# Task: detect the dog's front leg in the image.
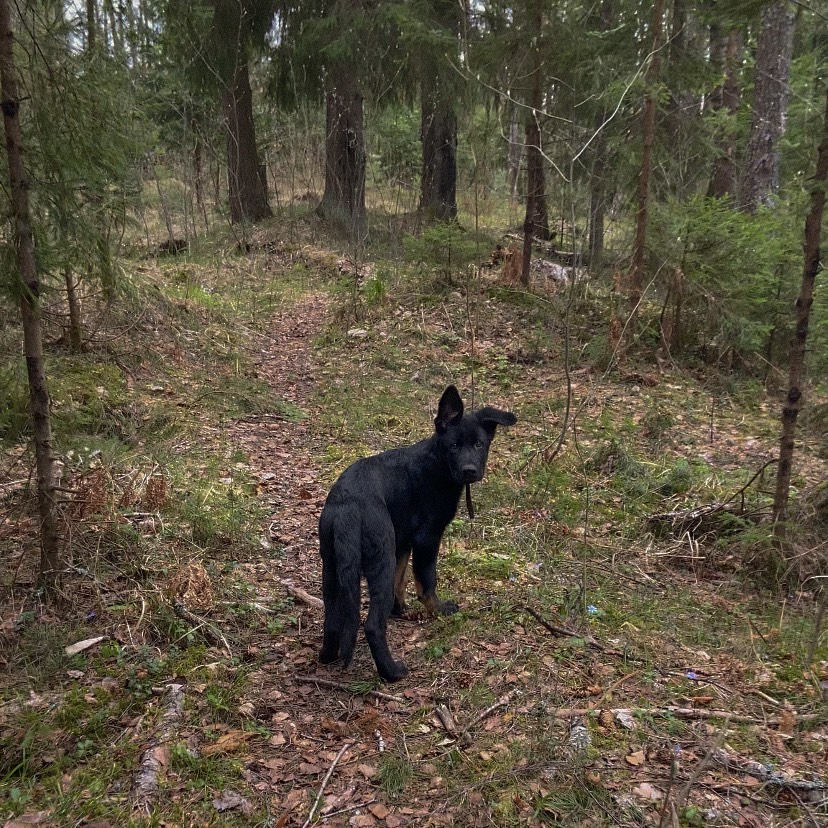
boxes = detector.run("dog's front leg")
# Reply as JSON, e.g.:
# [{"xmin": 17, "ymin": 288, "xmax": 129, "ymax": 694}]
[
  {"xmin": 392, "ymin": 550, "xmax": 412, "ymax": 618},
  {"xmin": 412, "ymin": 544, "xmax": 459, "ymax": 616}
]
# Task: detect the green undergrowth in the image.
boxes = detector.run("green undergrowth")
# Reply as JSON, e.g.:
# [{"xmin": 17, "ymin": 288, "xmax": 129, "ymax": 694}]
[{"xmin": 2, "ymin": 217, "xmax": 827, "ymax": 827}]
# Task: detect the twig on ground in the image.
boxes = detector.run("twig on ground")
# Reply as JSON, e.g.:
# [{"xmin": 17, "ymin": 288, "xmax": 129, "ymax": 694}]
[
  {"xmin": 458, "ymin": 690, "xmax": 520, "ymax": 745},
  {"xmin": 278, "ymin": 578, "xmax": 324, "ymax": 609},
  {"xmin": 321, "ymin": 798, "xmax": 378, "ymax": 821},
  {"xmin": 667, "ymin": 726, "xmax": 729, "ymax": 821},
  {"xmin": 294, "ymin": 675, "xmax": 406, "ymax": 705},
  {"xmin": 301, "ymin": 740, "xmax": 354, "ymax": 828},
  {"xmin": 132, "ymin": 683, "xmax": 185, "ymax": 807},
  {"xmin": 435, "ymin": 704, "xmax": 458, "ymax": 735},
  {"xmin": 712, "ymin": 748, "xmax": 828, "ymax": 795},
  {"xmin": 171, "ymin": 599, "xmax": 232, "ymax": 656},
  {"xmin": 524, "ymin": 605, "xmax": 642, "ymax": 661}
]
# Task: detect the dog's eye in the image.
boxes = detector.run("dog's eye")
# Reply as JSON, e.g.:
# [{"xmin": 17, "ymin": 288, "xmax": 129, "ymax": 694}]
[
  {"xmin": 451, "ymin": 441, "xmax": 459, "ymax": 450},
  {"xmin": 475, "ymin": 441, "xmax": 483, "ymax": 449}
]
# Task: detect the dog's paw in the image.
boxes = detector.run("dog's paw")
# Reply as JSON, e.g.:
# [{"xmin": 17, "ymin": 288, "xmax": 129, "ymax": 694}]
[
  {"xmin": 380, "ymin": 660, "xmax": 410, "ymax": 683},
  {"xmin": 318, "ymin": 645, "xmax": 339, "ymax": 664},
  {"xmin": 391, "ymin": 601, "xmax": 410, "ymax": 618},
  {"xmin": 437, "ymin": 599, "xmax": 460, "ymax": 616}
]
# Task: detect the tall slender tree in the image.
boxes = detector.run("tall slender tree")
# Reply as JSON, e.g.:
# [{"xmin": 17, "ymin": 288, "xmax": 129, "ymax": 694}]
[
  {"xmin": 166, "ymin": 0, "xmax": 273, "ymax": 224},
  {"xmin": 0, "ymin": 0, "xmax": 63, "ymax": 594},
  {"xmin": 772, "ymin": 86, "xmax": 828, "ymax": 540},
  {"xmin": 520, "ymin": 0, "xmax": 549, "ymax": 286},
  {"xmin": 627, "ymin": 0, "xmax": 665, "ymax": 328}
]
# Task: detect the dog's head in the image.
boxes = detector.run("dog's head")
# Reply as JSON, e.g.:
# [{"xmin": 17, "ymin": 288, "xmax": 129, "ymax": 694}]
[{"xmin": 434, "ymin": 385, "xmax": 517, "ymax": 485}]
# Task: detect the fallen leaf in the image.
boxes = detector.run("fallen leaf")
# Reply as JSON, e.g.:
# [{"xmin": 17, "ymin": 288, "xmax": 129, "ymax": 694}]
[
  {"xmin": 358, "ymin": 763, "xmax": 377, "ymax": 778},
  {"xmin": 212, "ymin": 789, "xmax": 252, "ymax": 814},
  {"xmin": 625, "ymin": 749, "xmax": 646, "ymax": 767},
  {"xmin": 368, "ymin": 803, "xmax": 390, "ymax": 819},
  {"xmin": 201, "ymin": 730, "xmax": 252, "ymax": 756},
  {"xmin": 633, "ymin": 782, "xmax": 663, "ymax": 801},
  {"xmin": 778, "ymin": 704, "xmax": 797, "ymax": 735}
]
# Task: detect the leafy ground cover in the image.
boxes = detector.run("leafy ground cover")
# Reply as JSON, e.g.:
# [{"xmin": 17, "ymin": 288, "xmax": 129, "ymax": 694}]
[{"xmin": 1, "ymin": 218, "xmax": 827, "ymax": 828}]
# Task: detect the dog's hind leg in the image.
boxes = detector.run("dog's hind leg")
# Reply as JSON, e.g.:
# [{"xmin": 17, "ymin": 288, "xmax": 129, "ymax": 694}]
[
  {"xmin": 318, "ymin": 552, "xmax": 340, "ymax": 664},
  {"xmin": 363, "ymin": 521, "xmax": 409, "ymax": 682},
  {"xmin": 319, "ymin": 508, "xmax": 361, "ymax": 667}
]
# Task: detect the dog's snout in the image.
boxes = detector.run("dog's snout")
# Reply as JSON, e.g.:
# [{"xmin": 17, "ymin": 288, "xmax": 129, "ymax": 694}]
[{"xmin": 461, "ymin": 465, "xmax": 479, "ymax": 483}]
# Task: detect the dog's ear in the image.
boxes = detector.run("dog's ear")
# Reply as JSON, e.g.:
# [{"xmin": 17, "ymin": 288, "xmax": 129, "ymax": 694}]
[
  {"xmin": 475, "ymin": 407, "xmax": 517, "ymax": 440},
  {"xmin": 435, "ymin": 385, "xmax": 464, "ymax": 433}
]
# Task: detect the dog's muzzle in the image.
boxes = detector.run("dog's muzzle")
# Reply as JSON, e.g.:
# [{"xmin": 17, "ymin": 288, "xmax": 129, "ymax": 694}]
[{"xmin": 461, "ymin": 466, "xmax": 481, "ymax": 484}]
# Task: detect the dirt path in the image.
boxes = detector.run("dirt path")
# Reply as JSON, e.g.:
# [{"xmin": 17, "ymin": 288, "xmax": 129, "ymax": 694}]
[
  {"xmin": 222, "ymin": 293, "xmax": 463, "ymax": 827},
  {"xmin": 228, "ymin": 293, "xmax": 330, "ymax": 607}
]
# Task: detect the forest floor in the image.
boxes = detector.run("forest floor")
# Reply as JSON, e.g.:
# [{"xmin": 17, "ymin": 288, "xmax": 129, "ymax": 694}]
[{"xmin": 1, "ymin": 218, "xmax": 828, "ymax": 828}]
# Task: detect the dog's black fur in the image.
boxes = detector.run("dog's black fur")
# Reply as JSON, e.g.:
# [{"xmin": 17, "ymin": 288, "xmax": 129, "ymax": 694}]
[{"xmin": 318, "ymin": 386, "xmax": 516, "ymax": 682}]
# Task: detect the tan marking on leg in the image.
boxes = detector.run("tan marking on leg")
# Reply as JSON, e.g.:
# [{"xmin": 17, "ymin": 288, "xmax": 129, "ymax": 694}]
[
  {"xmin": 414, "ymin": 577, "xmax": 441, "ymax": 616},
  {"xmin": 394, "ymin": 551, "xmax": 410, "ymax": 607}
]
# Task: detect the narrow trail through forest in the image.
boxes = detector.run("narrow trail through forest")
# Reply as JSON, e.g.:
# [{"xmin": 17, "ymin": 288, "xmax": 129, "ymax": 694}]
[
  {"xmin": 228, "ymin": 292, "xmax": 330, "ymax": 607},
  {"xmin": 219, "ymin": 291, "xmax": 458, "ymax": 826}
]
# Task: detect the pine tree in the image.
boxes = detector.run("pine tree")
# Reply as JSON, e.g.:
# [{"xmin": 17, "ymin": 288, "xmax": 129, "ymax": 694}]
[{"xmin": 0, "ymin": 0, "xmax": 62, "ymax": 594}]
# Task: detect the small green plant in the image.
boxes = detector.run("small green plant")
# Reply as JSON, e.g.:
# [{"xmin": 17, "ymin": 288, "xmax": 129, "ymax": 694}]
[
  {"xmin": 641, "ymin": 405, "xmax": 676, "ymax": 444},
  {"xmin": 362, "ymin": 271, "xmax": 388, "ymax": 305},
  {"xmin": 377, "ymin": 751, "xmax": 415, "ymax": 798},
  {"xmin": 656, "ymin": 458, "xmax": 695, "ymax": 496}
]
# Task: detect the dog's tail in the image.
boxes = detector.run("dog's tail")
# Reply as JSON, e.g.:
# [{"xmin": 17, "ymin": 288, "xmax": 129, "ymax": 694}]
[{"xmin": 334, "ymin": 515, "xmax": 363, "ymax": 667}]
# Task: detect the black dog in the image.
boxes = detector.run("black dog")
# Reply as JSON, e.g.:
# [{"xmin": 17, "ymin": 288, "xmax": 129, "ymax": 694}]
[{"xmin": 318, "ymin": 385, "xmax": 516, "ymax": 682}]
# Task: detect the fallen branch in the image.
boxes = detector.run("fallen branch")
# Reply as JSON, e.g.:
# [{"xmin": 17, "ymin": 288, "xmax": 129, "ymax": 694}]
[
  {"xmin": 662, "ymin": 726, "xmax": 729, "ymax": 827},
  {"xmin": 278, "ymin": 578, "xmax": 324, "ymax": 609},
  {"xmin": 649, "ymin": 459, "xmax": 778, "ymax": 540},
  {"xmin": 293, "ymin": 675, "xmax": 406, "ymax": 705},
  {"xmin": 458, "ymin": 690, "xmax": 521, "ymax": 744},
  {"xmin": 301, "ymin": 740, "xmax": 354, "ymax": 828},
  {"xmin": 524, "ymin": 605, "xmax": 642, "ymax": 661},
  {"xmin": 132, "ymin": 683, "xmax": 185, "ymax": 806},
  {"xmin": 713, "ymin": 748, "xmax": 828, "ymax": 798},
  {"xmin": 171, "ymin": 599, "xmax": 232, "ymax": 656},
  {"xmin": 551, "ymin": 705, "xmax": 819, "ymax": 726}
]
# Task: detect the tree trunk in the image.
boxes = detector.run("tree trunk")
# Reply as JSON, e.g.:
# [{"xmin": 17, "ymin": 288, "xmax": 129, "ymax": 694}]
[
  {"xmin": 707, "ymin": 26, "xmax": 742, "ymax": 199},
  {"xmin": 420, "ymin": 76, "xmax": 457, "ymax": 222},
  {"xmin": 520, "ymin": 1, "xmax": 549, "ymax": 286},
  {"xmin": 740, "ymin": 1, "xmax": 794, "ymax": 213},
  {"xmin": 193, "ymin": 123, "xmax": 209, "ymax": 230},
  {"xmin": 316, "ymin": 67, "xmax": 367, "ymax": 237},
  {"xmin": 0, "ymin": 0, "xmax": 63, "ymax": 594},
  {"xmin": 588, "ymin": 115, "xmax": 607, "ymax": 268},
  {"xmin": 86, "ymin": 0, "xmax": 97, "ymax": 51},
  {"xmin": 123, "ymin": 0, "xmax": 140, "ymax": 68},
  {"xmin": 627, "ymin": 0, "xmax": 664, "ymax": 328},
  {"xmin": 587, "ymin": 0, "xmax": 613, "ymax": 269},
  {"xmin": 222, "ymin": 60, "xmax": 271, "ymax": 224},
  {"xmin": 64, "ymin": 269, "xmax": 83, "ymax": 352},
  {"xmin": 506, "ymin": 109, "xmax": 522, "ymax": 199},
  {"xmin": 772, "ymin": 87, "xmax": 828, "ymax": 540}
]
